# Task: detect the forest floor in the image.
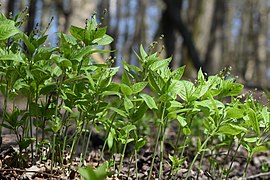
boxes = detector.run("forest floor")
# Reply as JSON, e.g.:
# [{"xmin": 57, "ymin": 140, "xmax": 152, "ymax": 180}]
[
  {"xmin": 0, "ymin": 89, "xmax": 270, "ymax": 179},
  {"xmin": 1, "ymin": 128, "xmax": 270, "ymax": 180}
]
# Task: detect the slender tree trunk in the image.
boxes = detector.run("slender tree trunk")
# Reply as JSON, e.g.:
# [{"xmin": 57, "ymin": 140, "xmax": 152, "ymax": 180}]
[
  {"xmin": 256, "ymin": 0, "xmax": 268, "ymax": 87},
  {"xmin": 26, "ymin": 0, "xmax": 36, "ymax": 35},
  {"xmin": 204, "ymin": 0, "xmax": 226, "ymax": 75}
]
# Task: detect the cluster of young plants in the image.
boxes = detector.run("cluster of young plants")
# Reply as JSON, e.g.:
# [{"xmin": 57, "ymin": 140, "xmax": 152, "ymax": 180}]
[{"xmin": 0, "ymin": 9, "xmax": 270, "ymax": 179}]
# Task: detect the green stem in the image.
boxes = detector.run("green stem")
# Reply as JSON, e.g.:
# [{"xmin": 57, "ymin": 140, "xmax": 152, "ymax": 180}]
[
  {"xmin": 225, "ymin": 134, "xmax": 244, "ymax": 180},
  {"xmin": 147, "ymin": 124, "xmax": 161, "ymax": 180},
  {"xmin": 50, "ymin": 133, "xmax": 56, "ymax": 179},
  {"xmin": 185, "ymin": 133, "xmax": 214, "ymax": 180},
  {"xmin": 81, "ymin": 127, "xmax": 93, "ymax": 166},
  {"xmin": 148, "ymin": 102, "xmax": 167, "ymax": 180},
  {"xmin": 100, "ymin": 112, "xmax": 117, "ymax": 161},
  {"xmin": 118, "ymin": 134, "xmax": 129, "ymax": 177},
  {"xmin": 135, "ymin": 149, "xmax": 138, "ymax": 180}
]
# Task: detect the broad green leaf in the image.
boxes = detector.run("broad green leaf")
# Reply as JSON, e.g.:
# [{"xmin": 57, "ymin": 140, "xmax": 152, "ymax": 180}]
[
  {"xmin": 131, "ymin": 82, "xmax": 147, "ymax": 94},
  {"xmin": 109, "ymin": 107, "xmax": 127, "ymax": 117},
  {"xmin": 72, "ymin": 46, "xmax": 93, "ymax": 61},
  {"xmin": 79, "ymin": 166, "xmax": 96, "ymax": 180},
  {"xmin": 183, "ymin": 127, "xmax": 191, "ymax": 135},
  {"xmin": 135, "ymin": 138, "xmax": 146, "ymax": 150},
  {"xmin": 261, "ymin": 106, "xmax": 269, "ymax": 125},
  {"xmin": 244, "ymin": 137, "xmax": 257, "ymax": 143},
  {"xmin": 140, "ymin": 44, "xmax": 147, "ymax": 62},
  {"xmin": 20, "ymin": 33, "xmax": 36, "ymax": 55},
  {"xmin": 252, "ymin": 146, "xmax": 269, "ymax": 154},
  {"xmin": 108, "ymin": 130, "xmax": 115, "ymax": 149},
  {"xmin": 226, "ymin": 107, "xmax": 244, "ymax": 119},
  {"xmin": 177, "ymin": 116, "xmax": 187, "ymax": 127},
  {"xmin": 122, "ymin": 124, "xmax": 136, "ymax": 134},
  {"xmin": 150, "ymin": 57, "xmax": 171, "ymax": 71},
  {"xmin": 197, "ymin": 68, "xmax": 205, "ymax": 83},
  {"xmin": 95, "ymin": 162, "xmax": 108, "ymax": 180},
  {"xmin": 227, "ymin": 83, "xmax": 244, "ymax": 96},
  {"xmin": 171, "ymin": 66, "xmax": 185, "ymax": 80},
  {"xmin": 121, "ymin": 84, "xmax": 133, "ymax": 96},
  {"xmin": 177, "ymin": 80, "xmax": 195, "ymax": 102},
  {"xmin": 122, "ymin": 70, "xmax": 131, "ymax": 86},
  {"xmin": 247, "ymin": 108, "xmax": 260, "ymax": 135},
  {"xmin": 70, "ymin": 25, "xmax": 85, "ymax": 41},
  {"xmin": 218, "ymin": 124, "xmax": 247, "ymax": 136},
  {"xmin": 133, "ymin": 102, "xmax": 148, "ymax": 121},
  {"xmin": 0, "ymin": 18, "xmax": 19, "ymax": 40},
  {"xmin": 124, "ymin": 96, "xmax": 134, "ymax": 112},
  {"xmin": 140, "ymin": 93, "xmax": 158, "ymax": 110},
  {"xmin": 93, "ymin": 34, "xmax": 113, "ymax": 45},
  {"xmin": 0, "ymin": 53, "xmax": 24, "ymax": 63}
]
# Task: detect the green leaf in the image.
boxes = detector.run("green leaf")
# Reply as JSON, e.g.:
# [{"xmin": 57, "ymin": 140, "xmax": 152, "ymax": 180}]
[
  {"xmin": 140, "ymin": 93, "xmax": 158, "ymax": 110},
  {"xmin": 252, "ymin": 146, "xmax": 269, "ymax": 154},
  {"xmin": 0, "ymin": 18, "xmax": 19, "ymax": 40},
  {"xmin": 121, "ymin": 84, "xmax": 133, "ymax": 96},
  {"xmin": 79, "ymin": 166, "xmax": 96, "ymax": 180},
  {"xmin": 0, "ymin": 53, "xmax": 24, "ymax": 63},
  {"xmin": 218, "ymin": 124, "xmax": 247, "ymax": 136},
  {"xmin": 131, "ymin": 82, "xmax": 147, "ymax": 94},
  {"xmin": 177, "ymin": 116, "xmax": 187, "ymax": 127},
  {"xmin": 150, "ymin": 57, "xmax": 171, "ymax": 71},
  {"xmin": 122, "ymin": 124, "xmax": 136, "ymax": 134},
  {"xmin": 107, "ymin": 129, "xmax": 115, "ymax": 150},
  {"xmin": 177, "ymin": 80, "xmax": 195, "ymax": 102},
  {"xmin": 70, "ymin": 25, "xmax": 85, "ymax": 41},
  {"xmin": 72, "ymin": 46, "xmax": 93, "ymax": 62},
  {"xmin": 135, "ymin": 138, "xmax": 146, "ymax": 150},
  {"xmin": 19, "ymin": 138, "xmax": 36, "ymax": 150},
  {"xmin": 95, "ymin": 162, "xmax": 108, "ymax": 180},
  {"xmin": 140, "ymin": 44, "xmax": 147, "ymax": 62},
  {"xmin": 261, "ymin": 106, "xmax": 269, "ymax": 125},
  {"xmin": 124, "ymin": 96, "xmax": 134, "ymax": 112},
  {"xmin": 171, "ymin": 66, "xmax": 185, "ymax": 80},
  {"xmin": 133, "ymin": 102, "xmax": 148, "ymax": 121},
  {"xmin": 247, "ymin": 108, "xmax": 260, "ymax": 135},
  {"xmin": 20, "ymin": 33, "xmax": 36, "ymax": 55},
  {"xmin": 226, "ymin": 107, "xmax": 244, "ymax": 119},
  {"xmin": 109, "ymin": 107, "xmax": 127, "ymax": 117},
  {"xmin": 93, "ymin": 34, "xmax": 113, "ymax": 45},
  {"xmin": 122, "ymin": 70, "xmax": 131, "ymax": 86}
]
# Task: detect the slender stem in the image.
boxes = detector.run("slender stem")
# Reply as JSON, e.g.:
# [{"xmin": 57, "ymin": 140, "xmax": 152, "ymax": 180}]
[
  {"xmin": 135, "ymin": 149, "xmax": 138, "ymax": 180},
  {"xmin": 185, "ymin": 133, "xmax": 213, "ymax": 180},
  {"xmin": 50, "ymin": 133, "xmax": 56, "ymax": 179},
  {"xmin": 243, "ymin": 156, "xmax": 251, "ymax": 179},
  {"xmin": 147, "ymin": 125, "xmax": 161, "ymax": 180},
  {"xmin": 100, "ymin": 112, "xmax": 117, "ymax": 161},
  {"xmin": 81, "ymin": 127, "xmax": 93, "ymax": 166},
  {"xmin": 118, "ymin": 134, "xmax": 129, "ymax": 177},
  {"xmin": 225, "ymin": 134, "xmax": 245, "ymax": 180},
  {"xmin": 148, "ymin": 102, "xmax": 167, "ymax": 180}
]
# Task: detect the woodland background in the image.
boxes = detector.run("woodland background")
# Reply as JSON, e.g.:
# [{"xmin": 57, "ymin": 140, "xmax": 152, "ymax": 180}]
[{"xmin": 1, "ymin": 0, "xmax": 270, "ymax": 88}]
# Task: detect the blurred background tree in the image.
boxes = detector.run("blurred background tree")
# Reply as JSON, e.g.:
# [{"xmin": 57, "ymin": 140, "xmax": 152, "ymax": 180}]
[{"xmin": 1, "ymin": 0, "xmax": 270, "ymax": 88}]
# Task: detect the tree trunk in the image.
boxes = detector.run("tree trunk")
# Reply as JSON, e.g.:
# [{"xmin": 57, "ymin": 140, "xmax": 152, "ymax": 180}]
[
  {"xmin": 255, "ymin": 0, "xmax": 268, "ymax": 87},
  {"xmin": 204, "ymin": 0, "xmax": 226, "ymax": 75}
]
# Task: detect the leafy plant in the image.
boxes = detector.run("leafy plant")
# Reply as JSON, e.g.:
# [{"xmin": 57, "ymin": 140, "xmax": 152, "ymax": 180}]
[{"xmin": 0, "ymin": 9, "xmax": 270, "ymax": 179}]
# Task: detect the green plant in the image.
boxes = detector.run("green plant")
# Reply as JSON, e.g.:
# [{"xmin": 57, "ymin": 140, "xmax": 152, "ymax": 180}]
[{"xmin": 0, "ymin": 8, "xmax": 270, "ymax": 179}]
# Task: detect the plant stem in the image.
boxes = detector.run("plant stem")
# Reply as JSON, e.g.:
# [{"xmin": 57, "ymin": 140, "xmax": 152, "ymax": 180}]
[
  {"xmin": 185, "ymin": 133, "xmax": 213, "ymax": 180},
  {"xmin": 50, "ymin": 133, "xmax": 56, "ymax": 179},
  {"xmin": 148, "ymin": 125, "xmax": 161, "ymax": 180},
  {"xmin": 225, "ymin": 134, "xmax": 244, "ymax": 180},
  {"xmin": 118, "ymin": 134, "xmax": 129, "ymax": 177}
]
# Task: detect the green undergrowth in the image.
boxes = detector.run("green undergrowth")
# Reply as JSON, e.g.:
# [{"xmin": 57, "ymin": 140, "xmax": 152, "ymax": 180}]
[{"xmin": 0, "ymin": 10, "xmax": 270, "ymax": 179}]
